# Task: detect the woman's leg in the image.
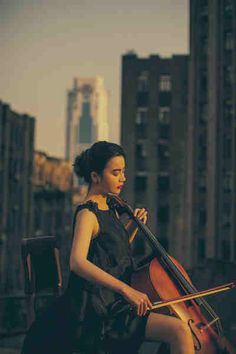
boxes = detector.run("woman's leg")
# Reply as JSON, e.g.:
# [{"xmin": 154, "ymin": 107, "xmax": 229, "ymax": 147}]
[{"xmin": 145, "ymin": 313, "xmax": 194, "ymax": 354}]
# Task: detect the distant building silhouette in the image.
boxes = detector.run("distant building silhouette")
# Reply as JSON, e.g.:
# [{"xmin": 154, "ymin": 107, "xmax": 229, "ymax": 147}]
[
  {"xmin": 65, "ymin": 77, "xmax": 109, "ymax": 163},
  {"xmin": 33, "ymin": 151, "xmax": 74, "ymax": 285},
  {"xmin": 0, "ymin": 100, "xmax": 35, "ymax": 295},
  {"xmin": 185, "ymin": 0, "xmax": 236, "ymax": 267},
  {"xmin": 121, "ymin": 53, "xmax": 188, "ymax": 262},
  {"xmin": 34, "ymin": 151, "xmax": 73, "ymax": 192}
]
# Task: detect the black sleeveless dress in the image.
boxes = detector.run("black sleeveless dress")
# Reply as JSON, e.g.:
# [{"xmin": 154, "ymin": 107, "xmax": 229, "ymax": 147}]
[
  {"xmin": 21, "ymin": 201, "xmax": 149, "ymax": 354},
  {"xmin": 66, "ymin": 201, "xmax": 149, "ymax": 353}
]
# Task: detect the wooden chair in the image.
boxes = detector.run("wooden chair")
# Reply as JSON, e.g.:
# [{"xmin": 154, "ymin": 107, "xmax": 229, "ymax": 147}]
[{"xmin": 21, "ymin": 236, "xmax": 63, "ymax": 327}]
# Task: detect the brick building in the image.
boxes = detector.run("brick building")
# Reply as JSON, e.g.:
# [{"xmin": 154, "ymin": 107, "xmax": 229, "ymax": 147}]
[{"xmin": 121, "ymin": 53, "xmax": 188, "ymax": 262}]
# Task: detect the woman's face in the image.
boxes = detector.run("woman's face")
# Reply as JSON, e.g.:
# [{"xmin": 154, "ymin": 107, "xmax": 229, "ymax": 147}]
[{"xmin": 99, "ymin": 155, "xmax": 126, "ymax": 195}]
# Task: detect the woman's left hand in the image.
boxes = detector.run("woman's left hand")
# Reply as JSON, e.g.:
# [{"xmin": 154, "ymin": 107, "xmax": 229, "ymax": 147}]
[{"xmin": 134, "ymin": 208, "xmax": 148, "ymax": 224}]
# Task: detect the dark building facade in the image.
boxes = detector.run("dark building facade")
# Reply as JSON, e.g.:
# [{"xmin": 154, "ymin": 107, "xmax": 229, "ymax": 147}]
[
  {"xmin": 33, "ymin": 151, "xmax": 74, "ymax": 285},
  {"xmin": 121, "ymin": 53, "xmax": 188, "ymax": 262},
  {"xmin": 186, "ymin": 0, "xmax": 236, "ymax": 267},
  {"xmin": 0, "ymin": 101, "xmax": 35, "ymax": 295},
  {"xmin": 0, "ymin": 141, "xmax": 74, "ymax": 338}
]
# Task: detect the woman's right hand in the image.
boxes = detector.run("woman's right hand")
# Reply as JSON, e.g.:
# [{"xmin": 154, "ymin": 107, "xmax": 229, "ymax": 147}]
[{"xmin": 120, "ymin": 285, "xmax": 152, "ymax": 316}]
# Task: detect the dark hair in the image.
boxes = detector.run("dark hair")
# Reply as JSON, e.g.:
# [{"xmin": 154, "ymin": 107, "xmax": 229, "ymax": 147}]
[{"xmin": 73, "ymin": 141, "xmax": 126, "ymax": 184}]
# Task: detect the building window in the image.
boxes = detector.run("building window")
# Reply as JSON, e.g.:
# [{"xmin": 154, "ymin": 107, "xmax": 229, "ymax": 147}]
[
  {"xmin": 224, "ymin": 66, "xmax": 233, "ymax": 87},
  {"xmin": 157, "ymin": 174, "xmax": 170, "ymax": 192},
  {"xmin": 159, "ymin": 125, "xmax": 170, "ymax": 140},
  {"xmin": 159, "ymin": 107, "xmax": 170, "ymax": 124},
  {"xmin": 158, "ymin": 206, "xmax": 169, "ymax": 223},
  {"xmin": 200, "ymin": 0, "xmax": 208, "ymax": 17},
  {"xmin": 158, "ymin": 143, "xmax": 170, "ymax": 160},
  {"xmin": 199, "ymin": 209, "xmax": 206, "ymax": 227},
  {"xmin": 200, "ymin": 70, "xmax": 207, "ymax": 90},
  {"xmin": 200, "ymin": 6, "xmax": 208, "ymax": 17},
  {"xmin": 137, "ymin": 71, "xmax": 148, "ymax": 92},
  {"xmin": 136, "ymin": 142, "xmax": 147, "ymax": 171},
  {"xmin": 223, "ymin": 173, "xmax": 232, "ymax": 192},
  {"xmin": 197, "ymin": 239, "xmax": 205, "ymax": 260},
  {"xmin": 223, "ymin": 100, "xmax": 233, "ymax": 122},
  {"xmin": 201, "ymin": 37, "xmax": 208, "ymax": 57},
  {"xmin": 199, "ymin": 132, "xmax": 207, "ymax": 146},
  {"xmin": 198, "ymin": 173, "xmax": 206, "ymax": 192},
  {"xmin": 198, "ymin": 132, "xmax": 207, "ymax": 160},
  {"xmin": 159, "ymin": 75, "xmax": 171, "ymax": 91},
  {"xmin": 136, "ymin": 142, "xmax": 147, "ymax": 158},
  {"xmin": 158, "ymin": 143, "xmax": 170, "ymax": 170},
  {"xmin": 199, "ymin": 103, "xmax": 208, "ymax": 123},
  {"xmin": 136, "ymin": 92, "xmax": 149, "ymax": 107},
  {"xmin": 135, "ymin": 175, "xmax": 147, "ymax": 192},
  {"xmin": 224, "ymin": 0, "xmax": 233, "ymax": 15},
  {"xmin": 136, "ymin": 158, "xmax": 147, "ymax": 172},
  {"xmin": 136, "ymin": 108, "xmax": 148, "ymax": 125},
  {"xmin": 222, "ymin": 203, "xmax": 231, "ymax": 228},
  {"xmin": 222, "ymin": 240, "xmax": 231, "ymax": 260},
  {"xmin": 136, "ymin": 124, "xmax": 147, "ymax": 139},
  {"xmin": 225, "ymin": 32, "xmax": 234, "ymax": 50},
  {"xmin": 198, "ymin": 145, "xmax": 207, "ymax": 161},
  {"xmin": 223, "ymin": 135, "xmax": 232, "ymax": 159}
]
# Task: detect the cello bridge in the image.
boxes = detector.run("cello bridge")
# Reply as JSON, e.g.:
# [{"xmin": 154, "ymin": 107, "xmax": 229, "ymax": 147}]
[{"xmin": 199, "ymin": 317, "xmax": 220, "ymax": 332}]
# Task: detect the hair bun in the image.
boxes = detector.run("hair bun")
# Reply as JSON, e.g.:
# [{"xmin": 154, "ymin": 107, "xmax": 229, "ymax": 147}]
[{"xmin": 73, "ymin": 149, "xmax": 91, "ymax": 182}]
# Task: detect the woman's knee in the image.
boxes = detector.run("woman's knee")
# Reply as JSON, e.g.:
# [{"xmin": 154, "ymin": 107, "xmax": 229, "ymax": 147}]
[
  {"xmin": 146, "ymin": 313, "xmax": 184, "ymax": 341},
  {"xmin": 171, "ymin": 320, "xmax": 192, "ymax": 343}
]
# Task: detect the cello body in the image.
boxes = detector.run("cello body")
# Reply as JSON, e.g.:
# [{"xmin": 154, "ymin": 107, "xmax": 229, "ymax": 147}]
[
  {"xmin": 132, "ymin": 257, "xmax": 236, "ymax": 354},
  {"xmin": 107, "ymin": 194, "xmax": 236, "ymax": 354}
]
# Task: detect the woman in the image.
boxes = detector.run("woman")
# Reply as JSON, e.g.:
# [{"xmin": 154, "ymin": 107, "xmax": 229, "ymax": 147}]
[
  {"xmin": 22, "ymin": 141, "xmax": 194, "ymax": 354},
  {"xmin": 66, "ymin": 141, "xmax": 194, "ymax": 354}
]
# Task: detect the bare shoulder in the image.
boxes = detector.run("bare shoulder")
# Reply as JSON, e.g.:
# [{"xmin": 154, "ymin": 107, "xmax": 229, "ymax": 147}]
[
  {"xmin": 75, "ymin": 207, "xmax": 99, "ymax": 238},
  {"xmin": 75, "ymin": 207, "xmax": 97, "ymax": 222}
]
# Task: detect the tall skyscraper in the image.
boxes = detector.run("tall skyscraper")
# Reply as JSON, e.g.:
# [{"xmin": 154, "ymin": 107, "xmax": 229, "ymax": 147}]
[
  {"xmin": 186, "ymin": 0, "xmax": 236, "ymax": 267},
  {"xmin": 121, "ymin": 53, "xmax": 188, "ymax": 262},
  {"xmin": 65, "ymin": 77, "xmax": 109, "ymax": 162}
]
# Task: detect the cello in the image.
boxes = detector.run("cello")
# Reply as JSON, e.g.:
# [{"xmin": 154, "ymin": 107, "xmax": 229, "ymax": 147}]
[{"xmin": 107, "ymin": 194, "xmax": 236, "ymax": 354}]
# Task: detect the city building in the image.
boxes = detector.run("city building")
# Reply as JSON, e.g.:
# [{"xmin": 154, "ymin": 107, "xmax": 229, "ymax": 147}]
[
  {"xmin": 65, "ymin": 77, "xmax": 109, "ymax": 163},
  {"xmin": 33, "ymin": 151, "xmax": 74, "ymax": 284},
  {"xmin": 0, "ymin": 100, "xmax": 35, "ymax": 294},
  {"xmin": 185, "ymin": 0, "xmax": 236, "ymax": 267},
  {"xmin": 121, "ymin": 53, "xmax": 188, "ymax": 262}
]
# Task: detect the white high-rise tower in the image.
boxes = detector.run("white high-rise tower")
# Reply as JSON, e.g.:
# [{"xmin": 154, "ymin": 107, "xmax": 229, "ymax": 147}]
[{"xmin": 65, "ymin": 77, "xmax": 109, "ymax": 162}]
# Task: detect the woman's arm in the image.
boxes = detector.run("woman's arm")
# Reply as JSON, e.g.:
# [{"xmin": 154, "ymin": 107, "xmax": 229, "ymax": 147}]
[{"xmin": 69, "ymin": 209, "xmax": 152, "ymax": 315}]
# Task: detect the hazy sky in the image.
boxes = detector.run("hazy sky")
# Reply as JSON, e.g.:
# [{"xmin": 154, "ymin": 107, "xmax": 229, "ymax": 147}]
[{"xmin": 0, "ymin": 0, "xmax": 189, "ymax": 158}]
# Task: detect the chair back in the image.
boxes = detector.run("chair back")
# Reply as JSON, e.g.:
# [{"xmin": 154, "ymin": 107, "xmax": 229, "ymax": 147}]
[
  {"xmin": 21, "ymin": 236, "xmax": 62, "ymax": 295},
  {"xmin": 21, "ymin": 236, "xmax": 63, "ymax": 326}
]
